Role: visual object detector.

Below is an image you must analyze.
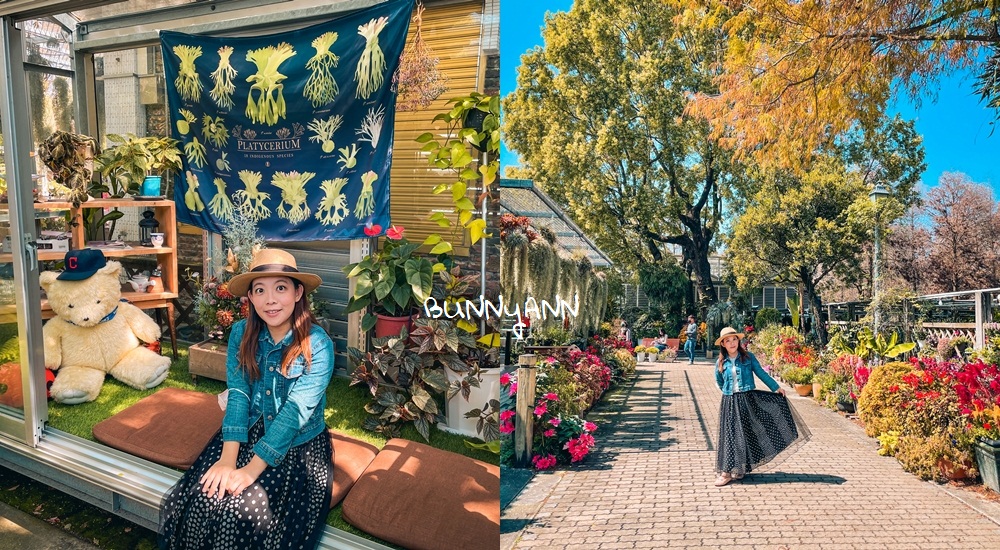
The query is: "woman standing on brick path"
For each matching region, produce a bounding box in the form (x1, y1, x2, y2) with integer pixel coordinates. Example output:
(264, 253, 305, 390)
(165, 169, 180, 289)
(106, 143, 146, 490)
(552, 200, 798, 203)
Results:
(712, 327, 810, 487)
(684, 315, 698, 363)
(159, 249, 334, 550)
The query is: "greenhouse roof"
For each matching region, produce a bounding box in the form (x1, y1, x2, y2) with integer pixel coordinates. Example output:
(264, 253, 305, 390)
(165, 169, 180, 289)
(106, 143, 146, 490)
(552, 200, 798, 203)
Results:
(500, 178, 613, 268)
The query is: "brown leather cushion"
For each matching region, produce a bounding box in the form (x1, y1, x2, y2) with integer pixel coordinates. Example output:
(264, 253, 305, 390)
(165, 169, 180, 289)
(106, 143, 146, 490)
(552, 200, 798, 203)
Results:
(93, 387, 223, 470)
(329, 431, 379, 507)
(92, 387, 377, 506)
(342, 438, 500, 550)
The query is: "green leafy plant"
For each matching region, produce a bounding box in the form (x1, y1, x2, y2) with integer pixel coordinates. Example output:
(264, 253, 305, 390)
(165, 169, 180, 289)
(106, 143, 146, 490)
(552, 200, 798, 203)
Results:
(755, 307, 782, 329)
(94, 134, 181, 197)
(416, 92, 499, 250)
(876, 430, 901, 456)
(348, 317, 477, 441)
(782, 366, 814, 385)
(343, 226, 434, 331)
(829, 327, 915, 364)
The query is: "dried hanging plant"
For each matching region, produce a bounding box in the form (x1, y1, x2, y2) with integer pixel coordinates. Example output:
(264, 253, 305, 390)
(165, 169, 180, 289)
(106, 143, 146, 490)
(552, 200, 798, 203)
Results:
(37, 131, 100, 206)
(394, 2, 448, 112)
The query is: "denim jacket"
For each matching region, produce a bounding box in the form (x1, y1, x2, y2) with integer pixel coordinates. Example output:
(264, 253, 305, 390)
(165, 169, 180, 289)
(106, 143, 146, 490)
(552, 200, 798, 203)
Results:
(221, 319, 334, 466)
(714, 351, 779, 396)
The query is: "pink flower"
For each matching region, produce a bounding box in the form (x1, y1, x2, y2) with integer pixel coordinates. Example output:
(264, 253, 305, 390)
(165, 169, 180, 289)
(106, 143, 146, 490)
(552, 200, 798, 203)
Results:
(549, 417, 561, 427)
(500, 372, 511, 386)
(508, 382, 518, 397)
(386, 225, 405, 240)
(500, 410, 515, 422)
(543, 429, 555, 437)
(534, 402, 548, 416)
(544, 393, 559, 401)
(499, 421, 515, 434)
(363, 222, 382, 236)
(584, 421, 598, 433)
(532, 454, 557, 470)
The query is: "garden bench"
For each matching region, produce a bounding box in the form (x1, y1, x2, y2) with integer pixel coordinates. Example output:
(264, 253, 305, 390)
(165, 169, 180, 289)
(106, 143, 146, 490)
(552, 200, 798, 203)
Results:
(639, 337, 680, 351)
(91, 387, 499, 548)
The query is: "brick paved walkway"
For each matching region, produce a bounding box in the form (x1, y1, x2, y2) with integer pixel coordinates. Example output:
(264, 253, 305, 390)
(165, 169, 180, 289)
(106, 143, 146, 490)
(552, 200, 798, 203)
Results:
(501, 359, 1000, 549)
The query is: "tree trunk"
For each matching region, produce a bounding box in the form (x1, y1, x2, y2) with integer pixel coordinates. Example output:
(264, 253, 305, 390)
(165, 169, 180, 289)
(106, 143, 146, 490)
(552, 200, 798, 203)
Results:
(801, 278, 827, 345)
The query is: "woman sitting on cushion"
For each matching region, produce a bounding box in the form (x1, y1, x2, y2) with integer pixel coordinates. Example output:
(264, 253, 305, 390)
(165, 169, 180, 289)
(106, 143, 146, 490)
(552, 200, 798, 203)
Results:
(160, 249, 334, 550)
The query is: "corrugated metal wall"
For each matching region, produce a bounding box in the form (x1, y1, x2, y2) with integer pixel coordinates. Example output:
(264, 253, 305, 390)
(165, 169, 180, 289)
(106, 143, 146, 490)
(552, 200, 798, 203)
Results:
(278, 0, 486, 372)
(388, 0, 484, 251)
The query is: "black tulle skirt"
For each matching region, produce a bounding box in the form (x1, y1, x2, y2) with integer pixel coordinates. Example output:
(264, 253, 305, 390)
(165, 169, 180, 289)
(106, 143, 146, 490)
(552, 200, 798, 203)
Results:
(159, 419, 333, 550)
(715, 390, 811, 477)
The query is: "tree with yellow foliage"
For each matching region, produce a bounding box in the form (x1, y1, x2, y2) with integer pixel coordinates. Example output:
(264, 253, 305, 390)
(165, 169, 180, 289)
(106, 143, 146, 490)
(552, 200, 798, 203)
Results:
(688, 0, 999, 171)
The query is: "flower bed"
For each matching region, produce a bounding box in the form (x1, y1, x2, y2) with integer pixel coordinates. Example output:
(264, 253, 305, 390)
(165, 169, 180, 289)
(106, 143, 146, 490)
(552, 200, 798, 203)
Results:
(500, 337, 631, 470)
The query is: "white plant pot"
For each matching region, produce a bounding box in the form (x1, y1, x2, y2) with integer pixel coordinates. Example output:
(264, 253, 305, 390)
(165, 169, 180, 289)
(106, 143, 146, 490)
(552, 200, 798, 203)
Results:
(636, 352, 647, 362)
(442, 367, 501, 439)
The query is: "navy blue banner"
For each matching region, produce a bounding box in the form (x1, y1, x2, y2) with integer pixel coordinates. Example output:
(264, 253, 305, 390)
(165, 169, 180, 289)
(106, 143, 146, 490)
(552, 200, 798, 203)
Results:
(161, 0, 413, 240)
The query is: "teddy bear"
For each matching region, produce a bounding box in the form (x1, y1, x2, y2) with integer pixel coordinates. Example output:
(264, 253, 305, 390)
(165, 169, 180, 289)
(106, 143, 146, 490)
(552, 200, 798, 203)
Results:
(41, 249, 171, 404)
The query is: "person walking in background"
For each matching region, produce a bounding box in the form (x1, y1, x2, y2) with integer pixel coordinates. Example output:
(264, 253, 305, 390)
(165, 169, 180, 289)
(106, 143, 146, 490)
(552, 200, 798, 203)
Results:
(159, 250, 334, 549)
(713, 327, 810, 487)
(684, 315, 698, 364)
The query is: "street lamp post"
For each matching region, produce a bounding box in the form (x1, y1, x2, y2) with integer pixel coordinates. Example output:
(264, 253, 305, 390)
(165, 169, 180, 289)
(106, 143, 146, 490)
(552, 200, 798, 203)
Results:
(870, 183, 890, 334)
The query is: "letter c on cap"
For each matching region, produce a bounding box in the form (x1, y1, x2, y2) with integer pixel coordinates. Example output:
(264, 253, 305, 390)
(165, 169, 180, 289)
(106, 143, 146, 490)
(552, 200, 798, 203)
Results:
(68, 257, 78, 269)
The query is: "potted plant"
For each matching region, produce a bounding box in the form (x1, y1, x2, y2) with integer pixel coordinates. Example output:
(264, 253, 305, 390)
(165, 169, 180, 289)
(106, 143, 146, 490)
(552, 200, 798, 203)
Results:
(94, 133, 182, 197)
(343, 225, 434, 337)
(37, 131, 101, 206)
(635, 347, 648, 363)
(834, 383, 856, 413)
(782, 366, 814, 396)
(658, 348, 677, 363)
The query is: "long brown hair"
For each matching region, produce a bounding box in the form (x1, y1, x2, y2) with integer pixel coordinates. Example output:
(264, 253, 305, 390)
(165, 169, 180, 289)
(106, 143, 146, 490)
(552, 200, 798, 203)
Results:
(237, 280, 316, 381)
(716, 338, 749, 373)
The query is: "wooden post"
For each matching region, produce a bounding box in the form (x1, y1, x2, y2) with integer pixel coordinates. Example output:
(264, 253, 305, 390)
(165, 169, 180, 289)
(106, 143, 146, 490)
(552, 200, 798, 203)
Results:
(514, 354, 537, 468)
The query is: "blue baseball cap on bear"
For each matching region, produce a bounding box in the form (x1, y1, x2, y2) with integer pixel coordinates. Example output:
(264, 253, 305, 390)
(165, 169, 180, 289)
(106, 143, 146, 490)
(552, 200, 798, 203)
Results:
(57, 249, 107, 281)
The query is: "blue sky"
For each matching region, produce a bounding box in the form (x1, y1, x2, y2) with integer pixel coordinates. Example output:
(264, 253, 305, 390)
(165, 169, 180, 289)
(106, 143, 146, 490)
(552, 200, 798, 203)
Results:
(501, 0, 998, 194)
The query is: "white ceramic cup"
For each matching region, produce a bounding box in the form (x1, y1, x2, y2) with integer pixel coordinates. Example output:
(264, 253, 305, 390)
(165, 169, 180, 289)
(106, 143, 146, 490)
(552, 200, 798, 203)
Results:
(150, 233, 165, 247)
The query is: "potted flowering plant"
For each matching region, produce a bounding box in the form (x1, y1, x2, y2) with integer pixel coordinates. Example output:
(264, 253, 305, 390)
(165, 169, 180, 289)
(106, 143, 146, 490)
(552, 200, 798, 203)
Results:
(343, 225, 435, 337)
(188, 211, 262, 381)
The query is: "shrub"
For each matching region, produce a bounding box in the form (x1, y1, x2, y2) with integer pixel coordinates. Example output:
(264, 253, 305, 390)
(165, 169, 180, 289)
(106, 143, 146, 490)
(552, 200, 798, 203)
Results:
(612, 348, 636, 379)
(857, 361, 914, 438)
(755, 307, 783, 329)
(894, 434, 944, 480)
(876, 430, 900, 456)
(782, 366, 814, 385)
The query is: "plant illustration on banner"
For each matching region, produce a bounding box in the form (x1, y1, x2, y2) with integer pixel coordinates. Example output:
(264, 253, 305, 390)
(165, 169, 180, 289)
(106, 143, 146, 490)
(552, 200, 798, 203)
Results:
(160, 0, 412, 241)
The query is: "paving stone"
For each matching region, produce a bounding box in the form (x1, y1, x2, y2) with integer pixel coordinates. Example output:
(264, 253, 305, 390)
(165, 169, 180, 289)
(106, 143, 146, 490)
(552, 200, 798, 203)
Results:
(503, 359, 1000, 549)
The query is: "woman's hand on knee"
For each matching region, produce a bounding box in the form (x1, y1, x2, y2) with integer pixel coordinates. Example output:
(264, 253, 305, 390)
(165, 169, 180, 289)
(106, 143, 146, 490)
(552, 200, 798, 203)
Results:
(200, 461, 236, 499)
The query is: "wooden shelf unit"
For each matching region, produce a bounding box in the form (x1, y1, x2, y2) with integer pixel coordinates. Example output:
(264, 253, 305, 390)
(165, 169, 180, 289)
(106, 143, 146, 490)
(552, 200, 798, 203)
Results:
(1, 198, 179, 357)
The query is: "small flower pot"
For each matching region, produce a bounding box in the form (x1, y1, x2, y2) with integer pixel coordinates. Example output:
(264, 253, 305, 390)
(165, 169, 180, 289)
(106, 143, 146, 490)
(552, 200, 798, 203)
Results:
(836, 400, 856, 414)
(374, 313, 414, 339)
(812, 382, 824, 400)
(793, 383, 812, 397)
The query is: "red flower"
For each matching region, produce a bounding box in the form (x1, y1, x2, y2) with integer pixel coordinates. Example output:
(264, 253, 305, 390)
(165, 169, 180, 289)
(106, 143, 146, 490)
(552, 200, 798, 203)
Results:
(363, 222, 382, 236)
(386, 225, 405, 240)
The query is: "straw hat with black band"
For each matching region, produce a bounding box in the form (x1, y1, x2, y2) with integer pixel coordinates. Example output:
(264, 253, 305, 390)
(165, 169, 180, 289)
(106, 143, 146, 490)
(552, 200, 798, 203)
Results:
(714, 326, 745, 346)
(227, 249, 322, 297)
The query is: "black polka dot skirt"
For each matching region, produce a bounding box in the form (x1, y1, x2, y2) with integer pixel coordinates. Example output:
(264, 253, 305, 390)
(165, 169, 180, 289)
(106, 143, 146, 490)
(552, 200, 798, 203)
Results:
(158, 419, 333, 550)
(715, 390, 811, 477)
